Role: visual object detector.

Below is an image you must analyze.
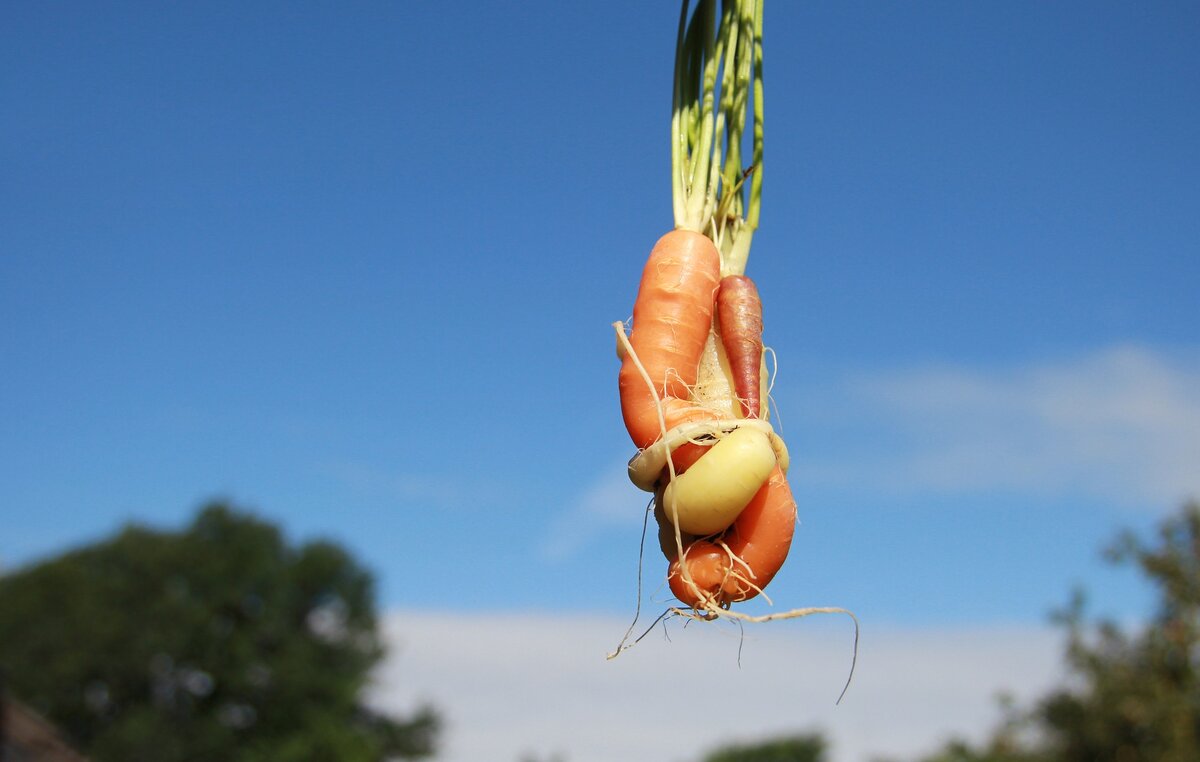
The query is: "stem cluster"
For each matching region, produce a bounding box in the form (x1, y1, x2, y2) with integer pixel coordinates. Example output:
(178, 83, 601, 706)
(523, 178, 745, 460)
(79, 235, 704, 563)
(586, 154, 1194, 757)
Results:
(671, 0, 764, 277)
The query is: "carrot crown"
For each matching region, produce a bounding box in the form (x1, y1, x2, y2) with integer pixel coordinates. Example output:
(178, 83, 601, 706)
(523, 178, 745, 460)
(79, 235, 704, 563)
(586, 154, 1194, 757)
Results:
(671, 0, 764, 277)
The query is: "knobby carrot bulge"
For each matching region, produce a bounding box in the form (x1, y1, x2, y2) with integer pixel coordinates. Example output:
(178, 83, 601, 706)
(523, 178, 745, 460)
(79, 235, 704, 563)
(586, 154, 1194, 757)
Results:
(667, 466, 795, 608)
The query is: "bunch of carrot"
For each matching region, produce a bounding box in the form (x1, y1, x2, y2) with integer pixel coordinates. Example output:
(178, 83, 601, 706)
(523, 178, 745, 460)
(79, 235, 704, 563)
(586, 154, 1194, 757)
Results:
(617, 231, 794, 614)
(610, 3, 856, 702)
(614, 0, 795, 615)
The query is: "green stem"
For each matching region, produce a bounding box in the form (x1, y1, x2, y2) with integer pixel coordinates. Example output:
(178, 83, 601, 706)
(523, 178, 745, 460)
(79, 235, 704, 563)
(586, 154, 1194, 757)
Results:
(670, 0, 763, 275)
(721, 0, 752, 219)
(683, 0, 719, 231)
(707, 0, 739, 246)
(671, 0, 689, 228)
(748, 0, 763, 231)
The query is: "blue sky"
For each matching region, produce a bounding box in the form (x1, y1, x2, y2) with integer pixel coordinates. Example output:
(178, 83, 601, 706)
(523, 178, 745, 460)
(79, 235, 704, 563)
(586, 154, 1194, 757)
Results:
(2, 4, 1199, 755)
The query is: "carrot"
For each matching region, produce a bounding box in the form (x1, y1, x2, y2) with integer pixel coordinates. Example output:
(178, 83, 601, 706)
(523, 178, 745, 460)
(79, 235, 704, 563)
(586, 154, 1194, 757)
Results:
(617, 229, 722, 451)
(654, 499, 695, 561)
(666, 465, 796, 608)
(716, 274, 764, 418)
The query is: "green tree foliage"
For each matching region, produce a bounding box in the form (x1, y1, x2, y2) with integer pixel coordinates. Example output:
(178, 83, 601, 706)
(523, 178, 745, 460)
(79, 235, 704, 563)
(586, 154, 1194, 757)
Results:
(0, 503, 438, 762)
(908, 714, 1048, 762)
(914, 500, 1200, 762)
(702, 733, 827, 762)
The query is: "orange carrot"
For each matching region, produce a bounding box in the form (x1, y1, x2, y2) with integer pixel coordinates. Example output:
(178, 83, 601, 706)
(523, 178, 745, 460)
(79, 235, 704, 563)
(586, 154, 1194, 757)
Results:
(618, 232, 793, 608)
(618, 229, 722, 450)
(666, 465, 797, 608)
(716, 274, 764, 418)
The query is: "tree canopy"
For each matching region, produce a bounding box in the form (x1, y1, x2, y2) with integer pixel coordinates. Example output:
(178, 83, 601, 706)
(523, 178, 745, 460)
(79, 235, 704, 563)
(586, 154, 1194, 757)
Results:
(701, 732, 827, 762)
(0, 503, 437, 762)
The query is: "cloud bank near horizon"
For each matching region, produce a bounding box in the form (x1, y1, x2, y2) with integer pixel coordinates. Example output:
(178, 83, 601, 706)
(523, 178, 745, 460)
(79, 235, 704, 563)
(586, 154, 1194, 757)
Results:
(371, 610, 1064, 762)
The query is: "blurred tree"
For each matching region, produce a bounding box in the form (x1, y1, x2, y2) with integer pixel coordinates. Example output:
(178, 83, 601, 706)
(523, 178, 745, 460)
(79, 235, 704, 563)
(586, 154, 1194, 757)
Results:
(0, 503, 438, 762)
(910, 500, 1200, 762)
(701, 732, 827, 762)
(904, 706, 1048, 762)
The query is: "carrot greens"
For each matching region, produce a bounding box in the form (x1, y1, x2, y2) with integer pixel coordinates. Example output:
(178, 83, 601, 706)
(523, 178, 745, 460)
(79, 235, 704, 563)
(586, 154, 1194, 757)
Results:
(672, 0, 764, 277)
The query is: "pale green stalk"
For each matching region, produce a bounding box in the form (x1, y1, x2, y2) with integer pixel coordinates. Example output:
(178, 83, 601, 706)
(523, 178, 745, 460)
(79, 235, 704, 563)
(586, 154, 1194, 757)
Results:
(749, 0, 764, 231)
(671, 0, 763, 276)
(715, 0, 763, 278)
(670, 1, 689, 227)
(682, 0, 720, 231)
(715, 0, 753, 264)
(706, 0, 740, 249)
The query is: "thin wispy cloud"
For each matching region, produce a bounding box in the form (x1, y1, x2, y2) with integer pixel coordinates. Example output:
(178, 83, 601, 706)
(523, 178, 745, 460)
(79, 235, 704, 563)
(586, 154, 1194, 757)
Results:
(320, 459, 524, 512)
(371, 610, 1064, 762)
(796, 345, 1200, 507)
(540, 463, 648, 561)
(321, 460, 462, 505)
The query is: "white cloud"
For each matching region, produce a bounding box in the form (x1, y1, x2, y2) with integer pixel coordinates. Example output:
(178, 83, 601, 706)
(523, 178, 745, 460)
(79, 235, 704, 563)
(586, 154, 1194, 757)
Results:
(370, 610, 1064, 762)
(795, 345, 1200, 508)
(540, 463, 649, 561)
